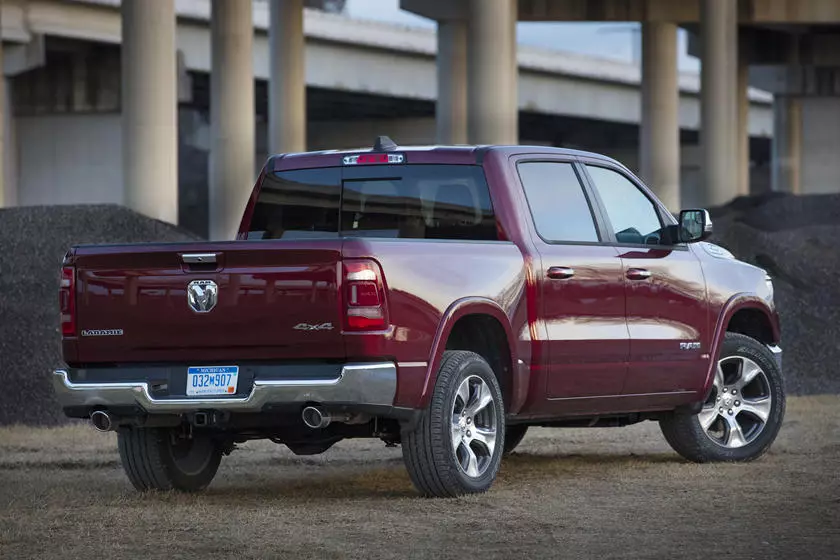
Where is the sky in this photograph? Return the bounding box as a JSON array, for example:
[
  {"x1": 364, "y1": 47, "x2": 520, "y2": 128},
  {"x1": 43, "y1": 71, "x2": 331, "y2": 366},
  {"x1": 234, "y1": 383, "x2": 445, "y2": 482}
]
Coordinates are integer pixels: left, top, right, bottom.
[{"x1": 343, "y1": 0, "x2": 701, "y2": 72}]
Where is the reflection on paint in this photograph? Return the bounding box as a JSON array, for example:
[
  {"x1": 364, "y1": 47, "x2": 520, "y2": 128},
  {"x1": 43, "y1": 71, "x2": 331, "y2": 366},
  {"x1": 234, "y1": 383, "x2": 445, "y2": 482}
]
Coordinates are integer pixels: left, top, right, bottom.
[
  {"x1": 625, "y1": 317, "x2": 700, "y2": 340},
  {"x1": 544, "y1": 317, "x2": 630, "y2": 341}
]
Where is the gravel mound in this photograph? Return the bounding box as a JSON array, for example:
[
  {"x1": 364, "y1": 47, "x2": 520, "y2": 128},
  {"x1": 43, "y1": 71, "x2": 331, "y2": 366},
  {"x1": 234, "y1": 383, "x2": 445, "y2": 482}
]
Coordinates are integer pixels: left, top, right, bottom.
[
  {"x1": 710, "y1": 193, "x2": 840, "y2": 395},
  {"x1": 0, "y1": 205, "x2": 201, "y2": 426}
]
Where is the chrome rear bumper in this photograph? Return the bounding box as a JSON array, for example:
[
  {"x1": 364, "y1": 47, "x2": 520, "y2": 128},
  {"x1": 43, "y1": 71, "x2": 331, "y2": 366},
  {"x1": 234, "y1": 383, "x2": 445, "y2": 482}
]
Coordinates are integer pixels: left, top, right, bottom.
[{"x1": 52, "y1": 363, "x2": 397, "y2": 414}]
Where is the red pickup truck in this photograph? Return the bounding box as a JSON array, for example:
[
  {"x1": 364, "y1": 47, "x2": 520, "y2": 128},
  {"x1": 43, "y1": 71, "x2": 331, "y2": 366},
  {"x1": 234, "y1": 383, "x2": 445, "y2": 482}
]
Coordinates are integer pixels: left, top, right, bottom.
[{"x1": 53, "y1": 137, "x2": 785, "y2": 497}]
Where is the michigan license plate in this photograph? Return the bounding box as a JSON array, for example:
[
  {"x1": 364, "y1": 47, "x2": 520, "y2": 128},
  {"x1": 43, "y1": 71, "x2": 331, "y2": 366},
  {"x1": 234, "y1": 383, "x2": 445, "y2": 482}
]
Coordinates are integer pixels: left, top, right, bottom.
[{"x1": 187, "y1": 366, "x2": 239, "y2": 396}]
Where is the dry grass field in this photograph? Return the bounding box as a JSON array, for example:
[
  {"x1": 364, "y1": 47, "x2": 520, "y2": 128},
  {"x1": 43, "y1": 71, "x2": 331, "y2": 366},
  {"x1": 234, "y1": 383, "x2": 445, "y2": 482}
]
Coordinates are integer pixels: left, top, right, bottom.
[{"x1": 1, "y1": 395, "x2": 838, "y2": 560}]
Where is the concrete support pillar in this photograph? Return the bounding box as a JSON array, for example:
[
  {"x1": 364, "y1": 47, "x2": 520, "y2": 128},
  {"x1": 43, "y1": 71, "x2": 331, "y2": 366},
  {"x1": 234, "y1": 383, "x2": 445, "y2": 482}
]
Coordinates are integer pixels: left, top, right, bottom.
[
  {"x1": 121, "y1": 0, "x2": 179, "y2": 224},
  {"x1": 737, "y1": 45, "x2": 750, "y2": 196},
  {"x1": 436, "y1": 20, "x2": 468, "y2": 145},
  {"x1": 0, "y1": 7, "x2": 5, "y2": 208},
  {"x1": 2, "y1": 77, "x2": 16, "y2": 208},
  {"x1": 467, "y1": 0, "x2": 518, "y2": 145},
  {"x1": 771, "y1": 95, "x2": 801, "y2": 194},
  {"x1": 640, "y1": 22, "x2": 680, "y2": 212},
  {"x1": 269, "y1": 0, "x2": 306, "y2": 153},
  {"x1": 700, "y1": 0, "x2": 738, "y2": 207},
  {"x1": 210, "y1": 0, "x2": 255, "y2": 241}
]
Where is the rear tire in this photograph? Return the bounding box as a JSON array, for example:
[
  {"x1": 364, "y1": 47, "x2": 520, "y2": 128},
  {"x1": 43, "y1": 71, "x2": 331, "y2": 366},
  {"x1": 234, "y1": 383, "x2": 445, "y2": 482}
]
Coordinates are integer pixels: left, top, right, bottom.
[
  {"x1": 117, "y1": 427, "x2": 223, "y2": 492},
  {"x1": 402, "y1": 350, "x2": 505, "y2": 497},
  {"x1": 503, "y1": 425, "x2": 529, "y2": 455},
  {"x1": 660, "y1": 332, "x2": 785, "y2": 463}
]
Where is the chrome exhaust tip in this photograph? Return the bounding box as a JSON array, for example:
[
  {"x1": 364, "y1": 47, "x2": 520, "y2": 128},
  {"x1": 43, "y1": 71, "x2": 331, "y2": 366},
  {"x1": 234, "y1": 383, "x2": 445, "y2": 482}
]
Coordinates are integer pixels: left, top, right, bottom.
[
  {"x1": 301, "y1": 406, "x2": 331, "y2": 429},
  {"x1": 90, "y1": 410, "x2": 113, "y2": 432}
]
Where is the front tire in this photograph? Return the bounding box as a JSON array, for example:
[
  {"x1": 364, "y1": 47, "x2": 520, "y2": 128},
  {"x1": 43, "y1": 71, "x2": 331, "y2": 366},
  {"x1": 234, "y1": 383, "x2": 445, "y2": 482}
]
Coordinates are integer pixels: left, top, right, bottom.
[
  {"x1": 117, "y1": 427, "x2": 223, "y2": 492},
  {"x1": 660, "y1": 332, "x2": 785, "y2": 463},
  {"x1": 402, "y1": 350, "x2": 505, "y2": 497}
]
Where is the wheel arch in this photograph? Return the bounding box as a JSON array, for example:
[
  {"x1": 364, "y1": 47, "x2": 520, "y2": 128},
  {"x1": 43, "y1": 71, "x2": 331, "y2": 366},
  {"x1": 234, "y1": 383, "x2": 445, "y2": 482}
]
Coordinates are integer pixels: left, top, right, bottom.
[
  {"x1": 419, "y1": 298, "x2": 524, "y2": 413},
  {"x1": 727, "y1": 307, "x2": 778, "y2": 345},
  {"x1": 701, "y1": 294, "x2": 781, "y2": 396}
]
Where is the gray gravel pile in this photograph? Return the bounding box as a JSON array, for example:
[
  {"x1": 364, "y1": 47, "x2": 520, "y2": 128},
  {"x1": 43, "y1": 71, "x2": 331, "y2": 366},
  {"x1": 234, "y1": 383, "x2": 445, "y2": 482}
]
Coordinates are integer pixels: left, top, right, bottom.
[
  {"x1": 710, "y1": 193, "x2": 840, "y2": 395},
  {"x1": 0, "y1": 205, "x2": 201, "y2": 426}
]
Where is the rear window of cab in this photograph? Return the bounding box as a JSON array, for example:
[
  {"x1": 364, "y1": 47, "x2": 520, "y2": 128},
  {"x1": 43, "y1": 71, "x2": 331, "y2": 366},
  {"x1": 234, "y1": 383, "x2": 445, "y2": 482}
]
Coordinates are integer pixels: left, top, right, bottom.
[{"x1": 245, "y1": 165, "x2": 498, "y2": 241}]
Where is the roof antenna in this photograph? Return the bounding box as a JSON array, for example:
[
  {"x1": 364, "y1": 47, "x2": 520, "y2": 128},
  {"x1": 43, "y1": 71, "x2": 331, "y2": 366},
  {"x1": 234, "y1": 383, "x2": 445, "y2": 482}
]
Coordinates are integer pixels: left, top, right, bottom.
[{"x1": 373, "y1": 136, "x2": 398, "y2": 152}]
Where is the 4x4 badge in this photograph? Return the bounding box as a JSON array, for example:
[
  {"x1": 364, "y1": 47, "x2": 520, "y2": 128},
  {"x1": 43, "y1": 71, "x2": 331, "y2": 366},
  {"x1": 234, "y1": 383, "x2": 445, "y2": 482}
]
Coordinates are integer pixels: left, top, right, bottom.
[
  {"x1": 187, "y1": 280, "x2": 218, "y2": 313},
  {"x1": 293, "y1": 322, "x2": 334, "y2": 331}
]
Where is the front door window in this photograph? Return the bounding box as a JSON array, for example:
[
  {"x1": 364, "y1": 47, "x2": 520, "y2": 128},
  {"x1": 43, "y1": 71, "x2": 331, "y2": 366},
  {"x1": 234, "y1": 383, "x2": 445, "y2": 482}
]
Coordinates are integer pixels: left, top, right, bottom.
[{"x1": 585, "y1": 165, "x2": 667, "y2": 246}]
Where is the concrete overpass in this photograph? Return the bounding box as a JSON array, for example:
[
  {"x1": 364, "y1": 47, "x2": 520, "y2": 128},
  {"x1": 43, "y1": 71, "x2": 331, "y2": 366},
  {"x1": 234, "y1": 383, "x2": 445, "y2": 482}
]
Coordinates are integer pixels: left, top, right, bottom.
[
  {"x1": 0, "y1": 0, "x2": 778, "y2": 238},
  {"x1": 404, "y1": 0, "x2": 840, "y2": 207}
]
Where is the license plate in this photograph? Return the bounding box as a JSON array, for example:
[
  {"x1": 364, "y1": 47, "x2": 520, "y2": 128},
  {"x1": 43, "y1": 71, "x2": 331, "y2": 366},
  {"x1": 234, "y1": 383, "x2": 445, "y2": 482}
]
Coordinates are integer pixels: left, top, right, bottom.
[{"x1": 187, "y1": 366, "x2": 239, "y2": 397}]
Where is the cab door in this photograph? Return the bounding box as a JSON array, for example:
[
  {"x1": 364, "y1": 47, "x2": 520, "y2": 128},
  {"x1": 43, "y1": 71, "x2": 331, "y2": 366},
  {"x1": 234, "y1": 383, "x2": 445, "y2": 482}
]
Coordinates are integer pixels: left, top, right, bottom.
[
  {"x1": 580, "y1": 162, "x2": 710, "y2": 395},
  {"x1": 514, "y1": 158, "x2": 629, "y2": 401}
]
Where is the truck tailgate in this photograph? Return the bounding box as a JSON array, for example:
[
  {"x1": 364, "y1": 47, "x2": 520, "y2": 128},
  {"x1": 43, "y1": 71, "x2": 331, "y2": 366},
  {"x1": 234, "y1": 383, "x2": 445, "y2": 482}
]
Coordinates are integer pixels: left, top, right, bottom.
[{"x1": 68, "y1": 240, "x2": 344, "y2": 364}]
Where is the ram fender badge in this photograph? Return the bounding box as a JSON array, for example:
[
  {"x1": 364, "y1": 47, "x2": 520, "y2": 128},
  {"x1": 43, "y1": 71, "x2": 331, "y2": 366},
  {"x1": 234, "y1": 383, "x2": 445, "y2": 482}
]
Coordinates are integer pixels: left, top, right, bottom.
[{"x1": 680, "y1": 342, "x2": 701, "y2": 351}]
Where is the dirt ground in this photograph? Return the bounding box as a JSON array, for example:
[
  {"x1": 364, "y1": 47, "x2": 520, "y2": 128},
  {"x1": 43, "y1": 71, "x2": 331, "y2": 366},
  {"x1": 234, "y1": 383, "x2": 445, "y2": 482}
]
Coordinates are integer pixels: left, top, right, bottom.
[{"x1": 1, "y1": 396, "x2": 838, "y2": 560}]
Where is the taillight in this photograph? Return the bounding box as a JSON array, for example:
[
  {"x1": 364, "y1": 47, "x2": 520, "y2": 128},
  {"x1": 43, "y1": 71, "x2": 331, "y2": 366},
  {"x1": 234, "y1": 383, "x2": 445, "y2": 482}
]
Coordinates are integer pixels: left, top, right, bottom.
[
  {"x1": 343, "y1": 259, "x2": 388, "y2": 331},
  {"x1": 60, "y1": 266, "x2": 76, "y2": 336}
]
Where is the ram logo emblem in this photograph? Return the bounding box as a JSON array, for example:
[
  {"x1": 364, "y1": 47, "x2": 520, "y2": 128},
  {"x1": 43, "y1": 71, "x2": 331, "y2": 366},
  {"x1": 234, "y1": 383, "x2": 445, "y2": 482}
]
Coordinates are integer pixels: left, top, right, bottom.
[{"x1": 187, "y1": 280, "x2": 218, "y2": 313}]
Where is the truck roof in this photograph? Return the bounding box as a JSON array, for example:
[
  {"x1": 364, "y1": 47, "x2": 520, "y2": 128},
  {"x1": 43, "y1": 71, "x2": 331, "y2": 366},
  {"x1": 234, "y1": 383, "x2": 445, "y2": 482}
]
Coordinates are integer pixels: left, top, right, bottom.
[{"x1": 269, "y1": 137, "x2": 622, "y2": 172}]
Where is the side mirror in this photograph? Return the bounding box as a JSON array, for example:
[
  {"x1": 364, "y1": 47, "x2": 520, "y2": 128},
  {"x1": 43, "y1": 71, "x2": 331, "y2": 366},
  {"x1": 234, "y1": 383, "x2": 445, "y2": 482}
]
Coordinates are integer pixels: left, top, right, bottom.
[{"x1": 678, "y1": 209, "x2": 713, "y2": 243}]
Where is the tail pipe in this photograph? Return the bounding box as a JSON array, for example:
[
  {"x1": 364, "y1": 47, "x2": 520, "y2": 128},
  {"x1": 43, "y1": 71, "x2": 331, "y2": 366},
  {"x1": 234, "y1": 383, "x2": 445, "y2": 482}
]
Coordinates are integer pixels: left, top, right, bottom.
[
  {"x1": 301, "y1": 406, "x2": 331, "y2": 429},
  {"x1": 90, "y1": 410, "x2": 114, "y2": 432}
]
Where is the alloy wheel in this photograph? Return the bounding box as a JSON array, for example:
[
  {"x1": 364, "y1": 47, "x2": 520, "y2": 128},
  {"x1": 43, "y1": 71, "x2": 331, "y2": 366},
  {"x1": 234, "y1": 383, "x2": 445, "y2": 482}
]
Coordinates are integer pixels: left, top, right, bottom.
[
  {"x1": 698, "y1": 356, "x2": 773, "y2": 448},
  {"x1": 451, "y1": 375, "x2": 498, "y2": 477}
]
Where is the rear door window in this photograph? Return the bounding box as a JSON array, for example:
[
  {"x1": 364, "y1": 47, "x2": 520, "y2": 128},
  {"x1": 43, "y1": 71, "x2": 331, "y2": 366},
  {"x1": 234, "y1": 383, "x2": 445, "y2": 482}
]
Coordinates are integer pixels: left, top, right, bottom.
[{"x1": 517, "y1": 161, "x2": 600, "y2": 243}]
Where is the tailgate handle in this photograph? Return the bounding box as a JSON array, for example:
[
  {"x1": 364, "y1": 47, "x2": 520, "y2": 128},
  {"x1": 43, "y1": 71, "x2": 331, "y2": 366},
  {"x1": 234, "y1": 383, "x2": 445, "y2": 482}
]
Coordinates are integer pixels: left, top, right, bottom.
[{"x1": 181, "y1": 253, "x2": 219, "y2": 264}]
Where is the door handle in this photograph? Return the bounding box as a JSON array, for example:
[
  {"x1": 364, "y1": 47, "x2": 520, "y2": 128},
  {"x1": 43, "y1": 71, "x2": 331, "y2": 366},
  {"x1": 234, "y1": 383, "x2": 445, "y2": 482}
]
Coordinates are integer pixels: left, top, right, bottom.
[
  {"x1": 547, "y1": 266, "x2": 575, "y2": 280},
  {"x1": 626, "y1": 268, "x2": 651, "y2": 280}
]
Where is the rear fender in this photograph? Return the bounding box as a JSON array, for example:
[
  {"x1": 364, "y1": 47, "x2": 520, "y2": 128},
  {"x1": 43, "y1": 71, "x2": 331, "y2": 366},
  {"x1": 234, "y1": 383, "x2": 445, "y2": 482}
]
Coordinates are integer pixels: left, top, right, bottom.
[
  {"x1": 701, "y1": 294, "x2": 781, "y2": 396},
  {"x1": 417, "y1": 297, "x2": 523, "y2": 411}
]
